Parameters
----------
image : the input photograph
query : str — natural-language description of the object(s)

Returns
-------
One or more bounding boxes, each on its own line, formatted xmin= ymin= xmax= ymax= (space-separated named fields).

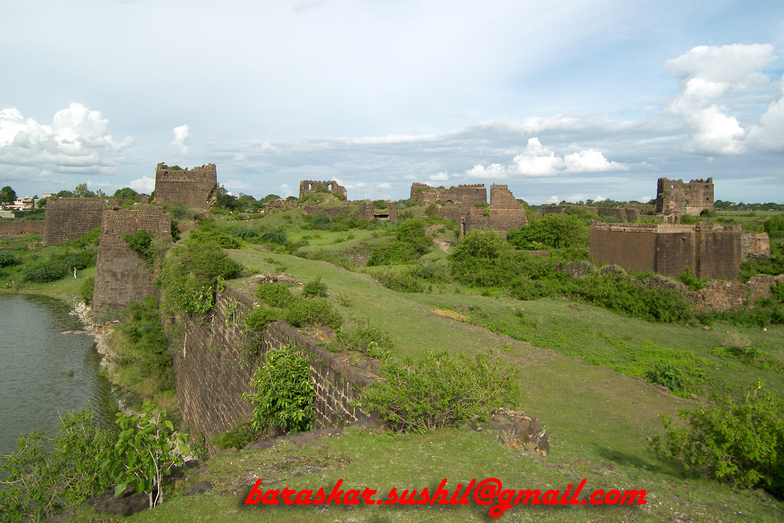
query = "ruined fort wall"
xmin=410 ymin=183 xmax=487 ymax=207
xmin=741 ymin=231 xmax=771 ymax=261
xmin=590 ymin=223 xmax=741 ymax=280
xmin=0 ymin=221 xmax=45 ymax=235
xmin=172 ymin=288 xmax=378 ymax=447
xmin=299 ymin=180 xmax=347 ymax=200
xmin=92 ymin=205 xmax=171 ymax=318
xmin=154 ymin=163 xmax=217 ymax=209
xmin=696 ymin=224 xmax=741 ymax=280
xmin=43 ymin=198 xmax=105 ymax=245
xmin=590 ymin=223 xmax=658 ymax=273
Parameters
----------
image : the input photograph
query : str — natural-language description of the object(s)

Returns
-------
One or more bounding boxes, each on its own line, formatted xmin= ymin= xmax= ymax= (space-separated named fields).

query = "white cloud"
xmin=172 ymin=125 xmax=190 ymax=155
xmin=594 ymin=195 xmax=607 ymax=202
xmin=666 ymin=44 xmax=778 ymax=155
xmin=465 ymin=137 xmax=627 ymax=180
xmin=0 ymin=103 xmax=133 ymax=175
xmin=637 ymin=196 xmax=652 ymax=203
xmin=566 ymin=194 xmax=587 ymax=202
xmin=428 ymin=172 xmax=449 ymax=183
xmin=378 ymin=182 xmax=391 ymax=189
xmin=224 ymin=179 xmax=250 ymax=191
xmin=129 ymin=176 xmax=155 ymax=193
xmin=563 ymin=149 xmax=627 ymax=173
xmin=547 ymin=196 xmax=560 ymax=204
xmin=748 ymin=78 xmax=784 ymax=151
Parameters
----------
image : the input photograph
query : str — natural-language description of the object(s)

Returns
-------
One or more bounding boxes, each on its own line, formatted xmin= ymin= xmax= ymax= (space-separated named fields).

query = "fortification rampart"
xmin=92 ymin=205 xmax=171 ymax=318
xmin=154 ymin=163 xmax=217 ymax=209
xmin=590 ymin=222 xmax=741 ymax=280
xmin=463 ymin=185 xmax=528 ymax=235
xmin=299 ymin=180 xmax=347 ymax=200
xmin=410 ymin=183 xmax=487 ymax=207
xmin=171 ymin=286 xmax=379 ymax=450
xmin=43 ymin=198 xmax=105 ymax=245
xmin=656 ymin=178 xmax=714 ymax=216
xmin=741 ymin=231 xmax=771 ymax=261
xmin=0 ymin=221 xmax=45 ymax=235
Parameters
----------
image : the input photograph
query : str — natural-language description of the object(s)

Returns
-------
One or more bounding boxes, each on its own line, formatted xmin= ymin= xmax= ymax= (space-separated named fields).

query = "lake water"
xmin=0 ymin=294 xmax=117 ymax=455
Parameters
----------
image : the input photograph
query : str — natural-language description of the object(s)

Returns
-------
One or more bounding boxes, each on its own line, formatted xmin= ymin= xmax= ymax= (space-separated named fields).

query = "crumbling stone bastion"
xmin=590 ymin=222 xmax=741 ymax=280
xmin=92 ymin=205 xmax=171 ymax=318
xmin=656 ymin=178 xmax=714 ymax=216
xmin=154 ymin=163 xmax=217 ymax=209
xmin=299 ymin=180 xmax=347 ymax=200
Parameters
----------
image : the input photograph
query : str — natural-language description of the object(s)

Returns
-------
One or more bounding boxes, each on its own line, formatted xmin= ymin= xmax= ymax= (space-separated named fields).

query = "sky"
xmin=1 ymin=0 xmax=783 ymax=205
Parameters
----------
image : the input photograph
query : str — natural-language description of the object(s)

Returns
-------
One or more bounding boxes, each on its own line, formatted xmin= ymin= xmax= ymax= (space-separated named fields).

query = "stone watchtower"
xmin=154 ymin=163 xmax=218 ymax=209
xmin=655 ymin=178 xmax=714 ymax=216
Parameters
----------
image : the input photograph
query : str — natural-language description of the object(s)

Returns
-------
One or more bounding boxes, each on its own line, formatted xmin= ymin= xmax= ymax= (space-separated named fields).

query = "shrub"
xmin=123 ymin=229 xmax=156 ymax=267
xmin=0 ymin=409 xmax=116 ymax=522
xmin=329 ymin=320 xmax=394 ymax=360
xmin=228 ymin=226 xmax=260 ymax=239
xmin=680 ymin=214 xmax=699 ymax=224
xmin=242 ymin=306 xmax=280 ymax=362
xmin=285 ymin=298 xmax=342 ymax=329
xmin=0 ymin=251 xmax=21 ymax=267
xmin=645 ymin=362 xmax=686 ymax=392
xmin=652 ymin=381 xmax=784 ymax=498
xmin=243 ymin=346 xmax=315 ymax=434
xmin=679 ymin=267 xmax=707 ymax=291
xmin=302 ymin=276 xmax=328 ymax=297
xmin=22 ymin=260 xmax=67 ymax=283
xmin=257 ymin=282 xmax=297 ymax=308
xmin=211 ymin=422 xmax=263 ymax=451
xmin=79 ymin=276 xmax=95 ymax=304
xmin=764 ymin=214 xmax=784 ymax=238
xmin=189 ymin=228 xmax=241 ymax=249
xmin=507 ymin=214 xmax=589 ymax=249
xmin=360 ymin=351 xmax=521 ymax=433
xmin=260 ymin=227 xmax=288 ymax=245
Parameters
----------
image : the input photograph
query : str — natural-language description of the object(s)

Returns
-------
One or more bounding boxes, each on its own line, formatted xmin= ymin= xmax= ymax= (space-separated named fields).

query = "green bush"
xmin=123 ymin=229 xmax=156 ymax=267
xmin=79 ymin=276 xmax=95 ymax=304
xmin=189 ymin=228 xmax=241 ymax=249
xmin=228 ymin=226 xmax=260 ymax=239
xmin=652 ymin=381 xmax=784 ymax=498
xmin=242 ymin=306 xmax=280 ymax=362
xmin=374 ymin=269 xmax=426 ymax=293
xmin=0 ymin=409 xmax=116 ymax=522
xmin=211 ymin=421 xmax=263 ymax=451
xmin=764 ymin=214 xmax=784 ymax=238
xmin=0 ymin=251 xmax=21 ymax=267
xmin=302 ymin=277 xmax=328 ymax=297
xmin=329 ymin=320 xmax=394 ymax=360
xmin=260 ymin=227 xmax=288 ymax=245
xmin=117 ymin=296 xmax=174 ymax=395
xmin=360 ymin=351 xmax=521 ymax=433
xmin=645 ymin=362 xmax=686 ymax=392
xmin=679 ymin=267 xmax=707 ymax=290
xmin=22 ymin=260 xmax=68 ymax=283
xmin=680 ymin=214 xmax=699 ymax=224
xmin=507 ymin=214 xmax=589 ymax=249
xmin=285 ymin=298 xmax=342 ymax=329
xmin=257 ymin=282 xmax=297 ymax=308
xmin=243 ymin=346 xmax=315 ymax=434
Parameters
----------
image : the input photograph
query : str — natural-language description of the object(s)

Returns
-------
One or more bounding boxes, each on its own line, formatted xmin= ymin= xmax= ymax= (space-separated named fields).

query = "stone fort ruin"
xmin=43 ymin=198 xmax=106 ymax=246
xmin=655 ymin=178 xmax=714 ymax=216
xmin=92 ymin=205 xmax=171 ymax=318
xmin=154 ymin=163 xmax=218 ymax=209
xmin=299 ymin=180 xmax=347 ymax=200
xmin=590 ymin=222 xmax=741 ymax=280
xmin=410 ymin=183 xmax=528 ymax=235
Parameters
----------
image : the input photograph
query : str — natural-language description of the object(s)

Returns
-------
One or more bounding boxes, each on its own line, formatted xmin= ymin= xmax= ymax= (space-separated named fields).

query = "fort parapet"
xmin=463 ymin=185 xmax=528 ymax=235
xmin=410 ymin=183 xmax=487 ymax=207
xmin=299 ymin=180 xmax=347 ymax=200
xmin=590 ymin=222 xmax=741 ymax=280
xmin=154 ymin=163 xmax=217 ymax=209
xmin=92 ymin=205 xmax=171 ymax=318
xmin=43 ymin=198 xmax=105 ymax=246
xmin=656 ymin=178 xmax=714 ymax=216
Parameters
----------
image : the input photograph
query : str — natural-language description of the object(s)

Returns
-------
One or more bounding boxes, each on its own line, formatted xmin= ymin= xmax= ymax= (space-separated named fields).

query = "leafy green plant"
xmin=211 ymin=421 xmax=263 ymax=451
xmin=645 ymin=362 xmax=686 ymax=393
xmin=652 ymin=381 xmax=784 ymax=497
xmin=679 ymin=267 xmax=707 ymax=290
xmin=0 ymin=409 xmax=116 ymax=522
xmin=507 ymin=214 xmax=589 ymax=249
xmin=302 ymin=276 xmax=328 ymax=298
xmin=124 ymin=229 xmax=157 ymax=267
xmin=285 ymin=298 xmax=342 ymax=329
xmin=329 ymin=320 xmax=394 ymax=360
xmin=0 ymin=251 xmax=20 ymax=267
xmin=79 ymin=275 xmax=95 ymax=304
xmin=243 ymin=346 xmax=315 ymax=434
xmin=104 ymin=402 xmax=189 ymax=508
xmin=360 ymin=351 xmax=521 ymax=433
xmin=256 ymin=282 xmax=297 ymax=308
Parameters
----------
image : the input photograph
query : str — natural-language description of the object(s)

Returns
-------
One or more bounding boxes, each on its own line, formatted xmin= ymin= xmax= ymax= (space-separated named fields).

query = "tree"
xmin=73 ymin=183 xmax=95 ymax=198
xmin=113 ymin=187 xmax=141 ymax=201
xmin=0 ymin=186 xmax=16 ymax=204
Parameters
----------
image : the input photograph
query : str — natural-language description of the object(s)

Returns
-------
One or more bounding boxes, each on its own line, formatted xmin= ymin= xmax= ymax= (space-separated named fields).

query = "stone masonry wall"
xmin=172 ymin=287 xmax=378 ymax=448
xmin=299 ymin=180 xmax=348 ymax=200
xmin=0 ymin=221 xmax=45 ymax=235
xmin=154 ymin=163 xmax=217 ymax=209
xmin=92 ymin=205 xmax=171 ymax=318
xmin=590 ymin=222 xmax=741 ymax=280
xmin=43 ymin=198 xmax=105 ymax=245
xmin=656 ymin=178 xmax=714 ymax=216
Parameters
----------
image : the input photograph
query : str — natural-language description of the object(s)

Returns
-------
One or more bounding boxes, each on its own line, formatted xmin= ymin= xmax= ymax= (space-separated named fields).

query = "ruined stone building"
xmin=590 ymin=222 xmax=741 ymax=280
xmin=409 ymin=183 xmax=487 ymax=207
xmin=154 ymin=163 xmax=218 ymax=209
xmin=92 ymin=205 xmax=172 ymax=318
xmin=299 ymin=180 xmax=347 ymax=200
xmin=463 ymin=185 xmax=529 ymax=235
xmin=655 ymin=178 xmax=714 ymax=216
